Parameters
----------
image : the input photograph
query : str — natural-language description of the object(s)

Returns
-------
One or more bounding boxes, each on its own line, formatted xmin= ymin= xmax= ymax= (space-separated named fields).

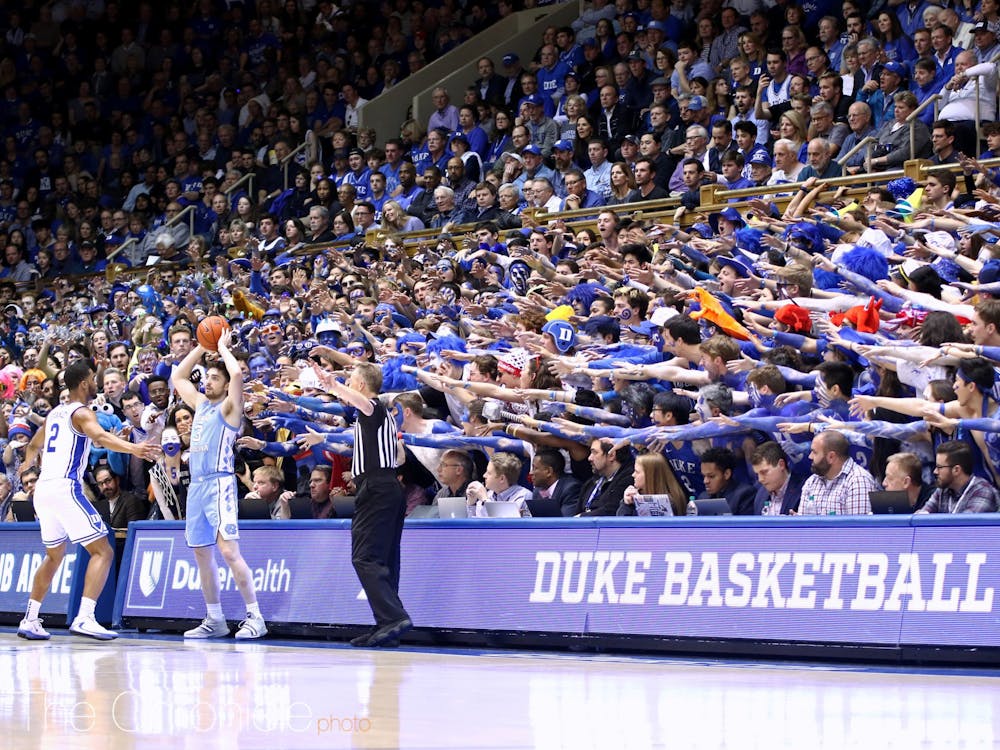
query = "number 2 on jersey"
xmin=46 ymin=423 xmax=59 ymax=453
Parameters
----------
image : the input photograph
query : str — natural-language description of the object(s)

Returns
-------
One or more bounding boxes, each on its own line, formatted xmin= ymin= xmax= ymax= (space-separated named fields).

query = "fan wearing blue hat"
xmin=542 ymin=320 xmax=576 ymax=354
xmin=714 ymin=256 xmax=754 ymax=296
xmin=858 ymin=61 xmax=908 ymax=128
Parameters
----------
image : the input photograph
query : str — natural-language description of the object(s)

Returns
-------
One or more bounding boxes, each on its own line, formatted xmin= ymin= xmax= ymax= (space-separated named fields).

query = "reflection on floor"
xmin=1 ymin=631 xmax=999 ymax=750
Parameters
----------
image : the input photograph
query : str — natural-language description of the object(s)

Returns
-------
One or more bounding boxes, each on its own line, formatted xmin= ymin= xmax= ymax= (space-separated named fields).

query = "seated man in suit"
xmin=750 ymin=441 xmax=804 ymax=515
xmin=699 ymin=446 xmax=755 ymax=515
xmin=576 ymin=439 xmax=634 ymax=516
xmin=92 ymin=465 xmax=148 ymax=528
xmin=528 ymin=448 xmax=582 ymax=517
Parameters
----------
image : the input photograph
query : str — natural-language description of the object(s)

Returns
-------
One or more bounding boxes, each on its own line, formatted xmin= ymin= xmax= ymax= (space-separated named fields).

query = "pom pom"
xmin=886 ymin=177 xmax=918 ymax=200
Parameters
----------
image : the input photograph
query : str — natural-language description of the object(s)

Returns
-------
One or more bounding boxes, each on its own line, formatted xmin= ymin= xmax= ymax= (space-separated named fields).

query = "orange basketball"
xmin=196 ymin=316 xmax=231 ymax=352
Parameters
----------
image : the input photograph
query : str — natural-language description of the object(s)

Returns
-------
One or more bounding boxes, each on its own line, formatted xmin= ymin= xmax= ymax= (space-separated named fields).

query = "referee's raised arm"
xmin=311 ymin=363 xmax=375 ymax=415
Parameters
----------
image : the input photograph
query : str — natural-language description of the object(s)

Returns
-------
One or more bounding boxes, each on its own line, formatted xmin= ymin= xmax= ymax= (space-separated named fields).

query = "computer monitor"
xmin=287 ymin=496 xmax=314 ymax=519
xmin=239 ymin=497 xmax=271 ymax=520
xmin=10 ymin=501 xmax=35 ymax=522
xmin=437 ymin=497 xmax=468 ymax=519
xmin=693 ymin=499 xmax=732 ymax=516
xmin=869 ymin=490 xmax=911 ymax=515
xmin=332 ymin=496 xmax=356 ymax=519
xmin=484 ymin=501 xmax=521 ymax=518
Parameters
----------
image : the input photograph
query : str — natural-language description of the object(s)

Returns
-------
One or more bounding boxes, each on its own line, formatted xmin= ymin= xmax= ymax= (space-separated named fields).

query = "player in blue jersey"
xmin=18 ymin=361 xmax=162 ymax=640
xmin=172 ymin=329 xmax=267 ymax=640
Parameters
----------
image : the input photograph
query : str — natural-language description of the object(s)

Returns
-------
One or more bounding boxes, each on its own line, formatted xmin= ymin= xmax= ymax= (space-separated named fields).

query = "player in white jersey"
xmin=172 ymin=329 xmax=267 ymax=640
xmin=17 ymin=361 xmax=162 ymax=641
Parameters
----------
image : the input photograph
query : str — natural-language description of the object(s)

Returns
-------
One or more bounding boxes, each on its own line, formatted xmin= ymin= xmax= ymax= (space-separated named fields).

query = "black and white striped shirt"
xmin=352 ymin=399 xmax=398 ymax=478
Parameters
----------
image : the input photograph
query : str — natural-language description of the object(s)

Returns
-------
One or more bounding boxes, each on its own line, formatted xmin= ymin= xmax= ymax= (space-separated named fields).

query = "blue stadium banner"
xmin=0 ymin=524 xmax=77 ymax=622
xmin=114 ymin=518 xmax=1000 ymax=649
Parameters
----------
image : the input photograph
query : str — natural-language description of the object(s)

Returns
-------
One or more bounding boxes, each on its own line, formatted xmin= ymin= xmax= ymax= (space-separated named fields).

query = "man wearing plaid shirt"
xmin=800 ymin=431 xmax=880 ymax=515
xmin=917 ymin=441 xmax=1000 ymax=514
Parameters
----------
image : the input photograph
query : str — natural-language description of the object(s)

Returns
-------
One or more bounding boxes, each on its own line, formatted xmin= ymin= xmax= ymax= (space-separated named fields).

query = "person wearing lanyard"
xmin=917 ymin=441 xmax=1000 ymax=513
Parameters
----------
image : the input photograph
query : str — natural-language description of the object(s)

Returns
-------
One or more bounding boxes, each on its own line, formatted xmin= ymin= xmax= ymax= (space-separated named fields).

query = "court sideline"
xmin=1 ymin=631 xmax=998 ymax=750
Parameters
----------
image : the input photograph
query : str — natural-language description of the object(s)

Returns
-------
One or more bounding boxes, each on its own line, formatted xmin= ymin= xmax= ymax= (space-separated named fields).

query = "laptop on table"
xmin=437 ymin=497 xmax=469 ymax=519
xmin=869 ymin=490 xmax=911 ymax=515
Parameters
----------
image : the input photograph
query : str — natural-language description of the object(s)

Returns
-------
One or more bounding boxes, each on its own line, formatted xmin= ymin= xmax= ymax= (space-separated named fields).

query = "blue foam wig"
xmin=840 ymin=244 xmax=889 ymax=281
xmin=381 ymin=356 xmax=419 ymax=391
xmin=426 ymin=334 xmax=467 ymax=366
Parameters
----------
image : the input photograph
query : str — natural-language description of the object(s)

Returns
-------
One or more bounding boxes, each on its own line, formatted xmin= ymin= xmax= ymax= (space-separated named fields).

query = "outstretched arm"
xmin=74 ymin=407 xmax=163 ymax=461
xmin=311 ymin=365 xmax=375 ymax=416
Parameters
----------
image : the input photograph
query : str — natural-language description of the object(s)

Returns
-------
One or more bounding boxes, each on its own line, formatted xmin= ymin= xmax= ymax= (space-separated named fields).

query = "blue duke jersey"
xmin=662 ymin=441 xmax=705 ymax=498
xmin=189 ymin=399 xmax=238 ymax=476
xmin=39 ymin=402 xmax=91 ymax=482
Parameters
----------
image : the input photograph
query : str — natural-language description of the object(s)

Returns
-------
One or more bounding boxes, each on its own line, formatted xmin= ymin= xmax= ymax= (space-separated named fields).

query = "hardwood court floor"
xmin=1 ymin=631 xmax=998 ymax=750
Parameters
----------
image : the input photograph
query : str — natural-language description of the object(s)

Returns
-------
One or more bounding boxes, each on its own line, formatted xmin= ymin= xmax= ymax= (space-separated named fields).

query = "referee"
xmin=317 ymin=361 xmax=412 ymax=647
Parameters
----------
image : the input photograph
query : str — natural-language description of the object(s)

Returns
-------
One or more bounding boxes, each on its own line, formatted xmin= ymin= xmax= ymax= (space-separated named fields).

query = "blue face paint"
xmin=748 ymin=382 xmax=777 ymax=410
xmin=249 ymin=357 xmax=271 ymax=384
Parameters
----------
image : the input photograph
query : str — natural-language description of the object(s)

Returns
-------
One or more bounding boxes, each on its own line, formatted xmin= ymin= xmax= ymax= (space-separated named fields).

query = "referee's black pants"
xmin=352 ymin=473 xmax=409 ymax=626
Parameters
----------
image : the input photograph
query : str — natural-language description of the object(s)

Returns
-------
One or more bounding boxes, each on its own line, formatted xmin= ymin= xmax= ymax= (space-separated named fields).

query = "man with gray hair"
xmin=768 ymin=138 xmax=806 ymax=184
xmin=854 ymin=38 xmax=884 ymax=99
xmin=668 ymin=124 xmax=710 ymax=193
xmin=498 ymin=183 xmax=523 ymax=215
xmin=938 ymin=50 xmax=998 ymax=123
xmin=530 ymin=177 xmax=561 ymax=212
xmin=308 ymin=205 xmax=336 ymax=243
xmin=429 ymin=186 xmax=462 ymax=228
xmin=809 ymin=101 xmax=849 ymax=154
xmin=839 ymin=102 xmax=876 ymax=175
xmin=427 ymin=87 xmax=459 ymax=132
xmin=798 ymin=137 xmax=842 ymax=180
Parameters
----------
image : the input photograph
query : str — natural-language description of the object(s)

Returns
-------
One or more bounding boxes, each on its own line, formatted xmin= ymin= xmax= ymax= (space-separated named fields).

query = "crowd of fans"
xmin=4 ymin=0 xmax=1000 ymax=526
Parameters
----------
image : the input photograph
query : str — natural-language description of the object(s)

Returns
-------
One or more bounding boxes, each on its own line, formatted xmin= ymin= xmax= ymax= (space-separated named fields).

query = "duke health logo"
xmin=125 ymin=537 xmax=175 ymax=610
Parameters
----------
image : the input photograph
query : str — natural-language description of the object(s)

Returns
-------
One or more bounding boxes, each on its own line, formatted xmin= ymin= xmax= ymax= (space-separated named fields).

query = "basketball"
xmin=196 ymin=316 xmax=230 ymax=352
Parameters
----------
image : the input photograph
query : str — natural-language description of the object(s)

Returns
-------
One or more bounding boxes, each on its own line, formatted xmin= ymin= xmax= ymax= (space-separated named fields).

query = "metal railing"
xmin=165 ymin=204 xmax=196 ymax=238
xmin=270 ymin=157 xmax=1000 ymax=261
xmin=836 ymin=135 xmax=876 ymax=168
xmin=106 ymin=236 xmax=137 ymax=263
xmin=907 ymin=94 xmax=941 ymax=161
xmin=280 ymin=139 xmax=314 ymax=191
xmin=225 ymin=172 xmax=256 ymax=202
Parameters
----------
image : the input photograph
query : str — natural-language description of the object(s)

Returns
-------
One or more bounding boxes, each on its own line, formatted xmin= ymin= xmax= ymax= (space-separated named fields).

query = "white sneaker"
xmin=69 ymin=615 xmax=118 ymax=641
xmin=235 ymin=614 xmax=267 ymax=640
xmin=17 ymin=618 xmax=50 ymax=641
xmin=184 ymin=617 xmax=230 ymax=639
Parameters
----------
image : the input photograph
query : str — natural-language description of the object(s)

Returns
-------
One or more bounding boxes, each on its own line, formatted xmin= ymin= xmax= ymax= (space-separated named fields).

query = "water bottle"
xmin=761 ymin=499 xmax=771 ymax=516
xmin=686 ymin=495 xmax=698 ymax=516
xmin=802 ymin=493 xmax=817 ymax=516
